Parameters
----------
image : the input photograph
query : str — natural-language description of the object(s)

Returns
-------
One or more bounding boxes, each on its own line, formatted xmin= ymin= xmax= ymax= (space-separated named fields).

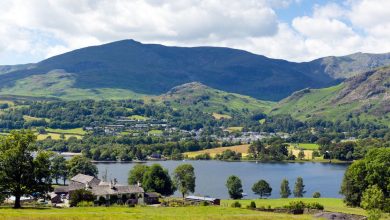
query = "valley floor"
xmin=0 ymin=198 xmax=371 ymax=220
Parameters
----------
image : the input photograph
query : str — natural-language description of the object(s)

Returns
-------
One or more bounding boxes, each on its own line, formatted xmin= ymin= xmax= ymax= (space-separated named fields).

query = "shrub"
xmin=69 ymin=189 xmax=95 ymax=207
xmin=200 ymin=201 xmax=209 ymax=206
xmin=285 ymin=201 xmax=305 ymax=212
xmin=231 ymin=201 xmax=241 ymax=208
xmin=367 ymin=209 xmax=382 ymax=220
xmin=312 ymin=192 xmax=321 ymax=198
xmin=306 ymin=202 xmax=324 ymax=210
xmin=247 ymin=201 xmax=256 ymax=209
xmin=77 ymin=201 xmax=94 ymax=207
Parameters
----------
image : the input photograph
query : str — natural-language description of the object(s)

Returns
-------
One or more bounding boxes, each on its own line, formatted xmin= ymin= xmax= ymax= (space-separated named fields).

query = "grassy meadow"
xmin=0 ymin=198 xmax=375 ymax=220
xmin=185 ymin=144 xmax=250 ymax=158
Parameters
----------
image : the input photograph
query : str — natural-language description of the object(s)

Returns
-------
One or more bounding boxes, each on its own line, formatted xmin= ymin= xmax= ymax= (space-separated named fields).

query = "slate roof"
xmin=54 ymin=174 xmax=144 ymax=196
xmin=90 ymin=185 xmax=144 ymax=196
xmin=71 ymin=174 xmax=98 ymax=184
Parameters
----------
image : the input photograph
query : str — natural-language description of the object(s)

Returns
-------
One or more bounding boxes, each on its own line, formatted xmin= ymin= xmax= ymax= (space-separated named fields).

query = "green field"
xmin=289 ymin=143 xmax=320 ymax=150
xmin=222 ymin=198 xmax=366 ymax=216
xmin=45 ymin=128 xmax=86 ymax=135
xmin=148 ymin=129 xmax=163 ymax=135
xmin=0 ymin=198 xmax=377 ymax=220
xmin=23 ymin=115 xmax=51 ymax=122
xmin=36 ymin=133 xmax=83 ymax=140
xmin=0 ymin=206 xmax=313 ymax=220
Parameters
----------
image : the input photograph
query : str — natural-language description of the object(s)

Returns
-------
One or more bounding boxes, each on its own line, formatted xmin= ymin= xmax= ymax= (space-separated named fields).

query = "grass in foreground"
xmin=0 ymin=206 xmax=313 ymax=220
xmin=222 ymin=198 xmax=366 ymax=216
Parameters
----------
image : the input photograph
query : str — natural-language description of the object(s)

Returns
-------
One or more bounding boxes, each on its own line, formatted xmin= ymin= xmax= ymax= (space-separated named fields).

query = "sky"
xmin=1 ymin=0 xmax=390 ymax=65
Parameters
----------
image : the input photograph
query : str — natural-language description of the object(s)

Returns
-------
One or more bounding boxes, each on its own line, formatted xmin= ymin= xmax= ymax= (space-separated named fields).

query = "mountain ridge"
xmin=1 ymin=39 xmax=390 ymax=101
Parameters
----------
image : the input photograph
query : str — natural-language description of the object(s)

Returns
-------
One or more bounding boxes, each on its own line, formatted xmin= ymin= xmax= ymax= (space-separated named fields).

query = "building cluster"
xmin=51 ymin=174 xmax=159 ymax=206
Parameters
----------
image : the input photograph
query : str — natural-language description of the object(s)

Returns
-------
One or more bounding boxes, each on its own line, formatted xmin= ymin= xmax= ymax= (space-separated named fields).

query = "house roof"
xmin=71 ymin=174 xmax=98 ymax=184
xmin=90 ymin=185 xmax=144 ymax=196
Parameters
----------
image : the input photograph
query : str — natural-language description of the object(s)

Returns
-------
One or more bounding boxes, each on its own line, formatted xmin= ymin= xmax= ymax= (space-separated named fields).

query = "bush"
xmin=367 ymin=209 xmax=382 ymax=220
xmin=200 ymin=201 xmax=209 ymax=206
xmin=306 ymin=202 xmax=324 ymax=210
xmin=69 ymin=189 xmax=95 ymax=207
xmin=247 ymin=201 xmax=256 ymax=209
xmin=231 ymin=201 xmax=241 ymax=208
xmin=77 ymin=201 xmax=94 ymax=207
xmin=285 ymin=201 xmax=305 ymax=212
xmin=312 ymin=192 xmax=321 ymax=198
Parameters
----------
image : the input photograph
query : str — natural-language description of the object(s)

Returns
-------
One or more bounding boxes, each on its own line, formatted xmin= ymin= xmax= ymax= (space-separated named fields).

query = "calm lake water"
xmin=96 ymin=160 xmax=348 ymax=199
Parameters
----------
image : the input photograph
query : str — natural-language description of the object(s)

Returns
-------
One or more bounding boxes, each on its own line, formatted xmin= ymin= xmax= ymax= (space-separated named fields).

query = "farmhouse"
xmin=53 ymin=174 xmax=145 ymax=205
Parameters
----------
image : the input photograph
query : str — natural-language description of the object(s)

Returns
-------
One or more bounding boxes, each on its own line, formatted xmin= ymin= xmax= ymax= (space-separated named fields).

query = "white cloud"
xmin=1 ymin=0 xmax=390 ymax=64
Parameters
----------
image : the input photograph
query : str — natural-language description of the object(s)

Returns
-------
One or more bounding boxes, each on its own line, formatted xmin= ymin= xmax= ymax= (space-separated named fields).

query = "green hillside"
xmin=271 ymin=66 xmax=390 ymax=125
xmin=156 ymin=82 xmax=274 ymax=114
xmin=0 ymin=70 xmax=145 ymax=100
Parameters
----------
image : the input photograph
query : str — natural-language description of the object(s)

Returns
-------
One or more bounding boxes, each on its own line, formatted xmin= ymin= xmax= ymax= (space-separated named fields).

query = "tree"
xmin=226 ymin=175 xmax=243 ymax=199
xmin=360 ymin=185 xmax=385 ymax=210
xmin=280 ymin=178 xmax=291 ymax=198
xmin=312 ymin=192 xmax=321 ymax=198
xmin=248 ymin=140 xmax=265 ymax=159
xmin=69 ymin=189 xmax=95 ymax=207
xmin=51 ymin=155 xmax=68 ymax=185
xmin=293 ymin=177 xmax=306 ymax=197
xmin=142 ymin=164 xmax=175 ymax=196
xmin=341 ymin=148 xmax=390 ymax=208
xmin=252 ymin=179 xmax=272 ymax=198
xmin=173 ymin=164 xmax=196 ymax=198
xmin=0 ymin=130 xmax=52 ymax=208
xmin=297 ymin=150 xmax=305 ymax=160
xmin=128 ymin=164 xmax=149 ymax=185
xmin=67 ymin=155 xmax=98 ymax=178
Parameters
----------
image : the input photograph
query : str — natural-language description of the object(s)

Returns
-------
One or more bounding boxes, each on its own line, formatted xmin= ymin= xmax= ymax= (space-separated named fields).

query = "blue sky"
xmin=0 ymin=0 xmax=389 ymax=65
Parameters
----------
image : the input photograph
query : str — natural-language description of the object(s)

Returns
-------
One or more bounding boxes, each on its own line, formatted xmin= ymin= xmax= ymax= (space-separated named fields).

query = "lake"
xmin=96 ymin=160 xmax=348 ymax=199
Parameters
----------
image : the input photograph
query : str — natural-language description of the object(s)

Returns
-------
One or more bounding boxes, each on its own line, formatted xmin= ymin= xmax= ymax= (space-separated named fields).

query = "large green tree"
xmin=341 ymin=148 xmax=390 ymax=208
xmin=173 ymin=164 xmax=196 ymax=198
xmin=67 ymin=155 xmax=98 ymax=178
xmin=252 ymin=179 xmax=272 ymax=198
xmin=280 ymin=178 xmax=291 ymax=198
xmin=226 ymin=175 xmax=243 ymax=199
xmin=293 ymin=177 xmax=306 ymax=197
xmin=51 ymin=155 xmax=68 ymax=185
xmin=142 ymin=164 xmax=175 ymax=196
xmin=128 ymin=164 xmax=149 ymax=185
xmin=0 ymin=130 xmax=52 ymax=208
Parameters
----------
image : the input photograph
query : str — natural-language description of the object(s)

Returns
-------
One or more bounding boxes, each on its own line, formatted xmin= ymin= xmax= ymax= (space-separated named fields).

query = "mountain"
xmin=156 ymin=82 xmax=274 ymax=114
xmin=1 ymin=40 xmax=390 ymax=101
xmin=270 ymin=66 xmax=390 ymax=125
xmin=308 ymin=52 xmax=390 ymax=79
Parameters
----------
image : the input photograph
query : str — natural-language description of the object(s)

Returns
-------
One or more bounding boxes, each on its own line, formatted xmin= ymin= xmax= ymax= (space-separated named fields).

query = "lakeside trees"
xmin=142 ymin=164 xmax=175 ymax=196
xmin=341 ymin=148 xmax=390 ymax=211
xmin=252 ymin=180 xmax=272 ymax=198
xmin=293 ymin=177 xmax=306 ymax=198
xmin=173 ymin=164 xmax=196 ymax=198
xmin=51 ymin=155 xmax=68 ymax=185
xmin=67 ymin=156 xmax=98 ymax=177
xmin=226 ymin=175 xmax=243 ymax=199
xmin=0 ymin=130 xmax=52 ymax=208
xmin=280 ymin=179 xmax=291 ymax=198
xmin=128 ymin=164 xmax=149 ymax=185
xmin=247 ymin=139 xmax=288 ymax=161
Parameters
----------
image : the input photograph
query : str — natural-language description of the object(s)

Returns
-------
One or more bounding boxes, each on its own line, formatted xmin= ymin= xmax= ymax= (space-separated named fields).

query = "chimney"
xmin=137 ymin=181 xmax=141 ymax=187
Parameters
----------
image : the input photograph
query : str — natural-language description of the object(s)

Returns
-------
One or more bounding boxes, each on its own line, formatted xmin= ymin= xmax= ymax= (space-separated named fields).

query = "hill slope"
xmin=271 ymin=66 xmax=390 ymax=124
xmin=156 ymin=82 xmax=273 ymax=113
